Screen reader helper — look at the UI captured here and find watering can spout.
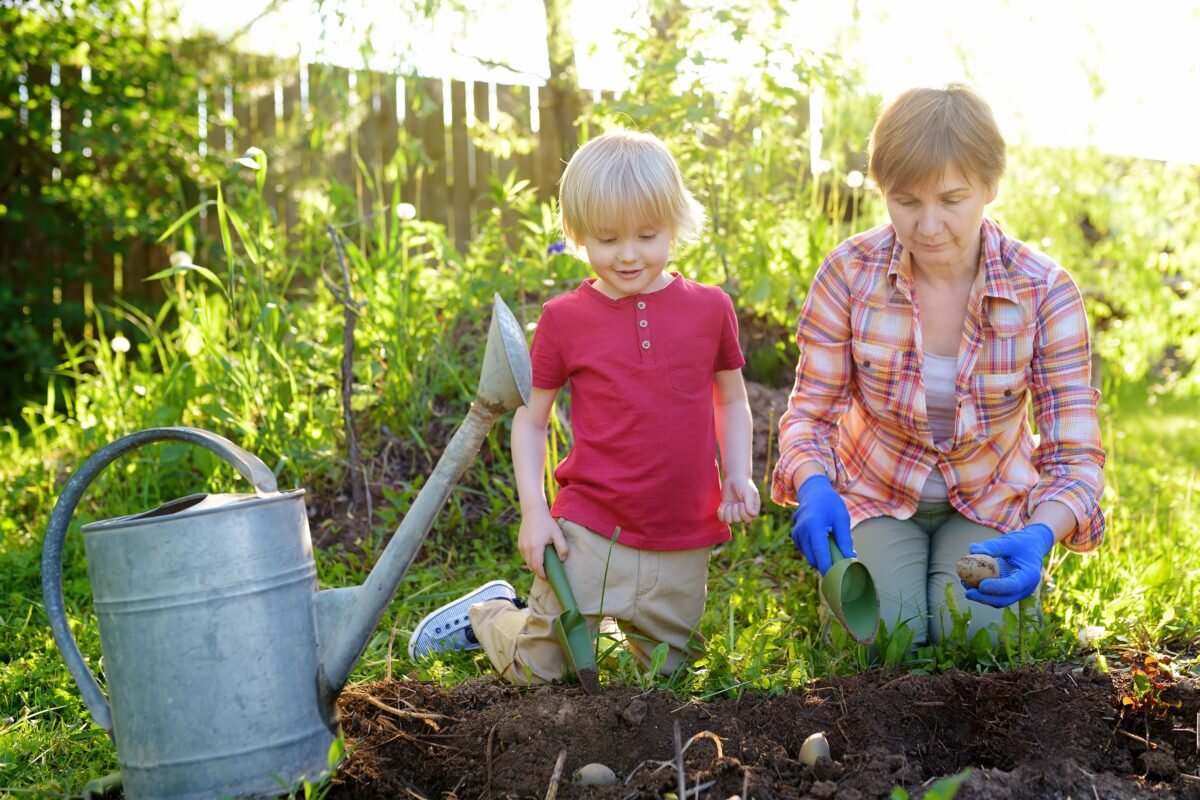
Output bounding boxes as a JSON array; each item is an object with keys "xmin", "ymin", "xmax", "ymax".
[{"xmin": 318, "ymin": 294, "xmax": 531, "ymax": 692}]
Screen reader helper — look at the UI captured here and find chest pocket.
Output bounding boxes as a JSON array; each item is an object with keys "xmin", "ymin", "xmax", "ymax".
[
  {"xmin": 970, "ymin": 370, "xmax": 1028, "ymax": 437},
  {"xmin": 851, "ymin": 340, "xmax": 901, "ymax": 416},
  {"xmin": 667, "ymin": 337, "xmax": 714, "ymax": 395}
]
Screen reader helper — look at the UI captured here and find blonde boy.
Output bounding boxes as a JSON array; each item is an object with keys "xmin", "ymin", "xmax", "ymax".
[{"xmin": 409, "ymin": 129, "xmax": 759, "ymax": 683}]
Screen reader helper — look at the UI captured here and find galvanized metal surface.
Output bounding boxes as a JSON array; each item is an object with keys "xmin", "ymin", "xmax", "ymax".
[{"xmin": 41, "ymin": 297, "xmax": 533, "ymax": 798}]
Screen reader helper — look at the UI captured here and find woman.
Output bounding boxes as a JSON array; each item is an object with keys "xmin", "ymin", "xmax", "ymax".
[{"xmin": 772, "ymin": 84, "xmax": 1105, "ymax": 647}]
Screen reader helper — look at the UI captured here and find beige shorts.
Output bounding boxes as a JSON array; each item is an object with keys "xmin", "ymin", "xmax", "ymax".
[{"xmin": 469, "ymin": 519, "xmax": 712, "ymax": 685}]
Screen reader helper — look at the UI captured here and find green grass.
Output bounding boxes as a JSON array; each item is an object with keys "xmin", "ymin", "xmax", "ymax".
[
  {"xmin": 2, "ymin": 80, "xmax": 1198, "ymax": 794},
  {"xmin": 2, "ymin": 206, "xmax": 1197, "ymax": 790},
  {"xmin": 6, "ymin": 9, "xmax": 1200, "ymax": 793},
  {"xmin": 3, "ymin": 361, "xmax": 1199, "ymax": 793},
  {"xmin": 392, "ymin": 374, "xmax": 1200, "ymax": 691}
]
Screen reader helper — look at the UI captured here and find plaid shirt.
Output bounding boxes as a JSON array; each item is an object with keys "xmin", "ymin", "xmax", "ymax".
[{"xmin": 772, "ymin": 219, "xmax": 1106, "ymax": 552}]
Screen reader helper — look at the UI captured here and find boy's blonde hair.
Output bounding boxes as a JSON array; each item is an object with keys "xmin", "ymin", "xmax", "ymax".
[
  {"xmin": 558, "ymin": 129, "xmax": 705, "ymax": 248},
  {"xmin": 868, "ymin": 83, "xmax": 1006, "ymax": 194}
]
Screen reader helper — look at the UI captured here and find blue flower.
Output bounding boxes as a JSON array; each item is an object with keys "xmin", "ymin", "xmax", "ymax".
[{"xmin": 546, "ymin": 241, "xmax": 567, "ymax": 255}]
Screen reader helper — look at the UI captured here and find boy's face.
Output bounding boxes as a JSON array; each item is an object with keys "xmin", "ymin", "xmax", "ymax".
[{"xmin": 580, "ymin": 222, "xmax": 672, "ymax": 299}]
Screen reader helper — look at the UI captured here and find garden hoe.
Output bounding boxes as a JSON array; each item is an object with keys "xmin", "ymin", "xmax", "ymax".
[
  {"xmin": 543, "ymin": 545, "xmax": 601, "ymax": 693},
  {"xmin": 820, "ymin": 535, "xmax": 880, "ymax": 645}
]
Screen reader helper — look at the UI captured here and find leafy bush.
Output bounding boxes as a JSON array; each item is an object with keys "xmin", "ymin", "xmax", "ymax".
[{"xmin": 0, "ymin": 1, "xmax": 226, "ymax": 417}]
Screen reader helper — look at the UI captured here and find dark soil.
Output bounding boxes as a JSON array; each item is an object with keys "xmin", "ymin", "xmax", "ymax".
[{"xmin": 329, "ymin": 662, "xmax": 1200, "ymax": 799}]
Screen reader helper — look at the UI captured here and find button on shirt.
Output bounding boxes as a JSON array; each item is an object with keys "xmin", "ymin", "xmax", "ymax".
[{"xmin": 771, "ymin": 219, "xmax": 1106, "ymax": 552}]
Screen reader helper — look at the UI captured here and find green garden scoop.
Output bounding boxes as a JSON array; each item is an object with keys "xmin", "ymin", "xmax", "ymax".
[
  {"xmin": 543, "ymin": 545, "xmax": 600, "ymax": 693},
  {"xmin": 820, "ymin": 537, "xmax": 880, "ymax": 645}
]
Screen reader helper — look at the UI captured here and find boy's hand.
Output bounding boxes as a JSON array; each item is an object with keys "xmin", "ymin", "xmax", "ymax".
[
  {"xmin": 718, "ymin": 476, "xmax": 761, "ymax": 524},
  {"xmin": 517, "ymin": 507, "xmax": 568, "ymax": 580}
]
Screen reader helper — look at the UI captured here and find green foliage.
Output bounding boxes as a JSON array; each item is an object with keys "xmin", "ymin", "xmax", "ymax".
[
  {"xmin": 995, "ymin": 147, "xmax": 1200, "ymax": 396},
  {"xmin": 2, "ymin": 4, "xmax": 1200, "ymax": 795},
  {"xmin": 583, "ymin": 2, "xmax": 882, "ymax": 387},
  {"xmin": 271, "ymin": 735, "xmax": 344, "ymax": 800},
  {"xmin": 891, "ymin": 768, "xmax": 971, "ymax": 799},
  {"xmin": 0, "ymin": 0, "xmax": 228, "ymax": 418}
]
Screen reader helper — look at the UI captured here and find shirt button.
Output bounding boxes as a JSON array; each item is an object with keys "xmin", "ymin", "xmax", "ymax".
[
  {"xmin": 636, "ymin": 301, "xmax": 646, "ymax": 310},
  {"xmin": 641, "ymin": 340, "xmax": 651, "ymax": 350},
  {"xmin": 1003, "ymin": 389, "xmax": 1013, "ymax": 397},
  {"xmin": 639, "ymin": 319, "xmax": 648, "ymax": 328},
  {"xmin": 862, "ymin": 361, "xmax": 871, "ymax": 369}
]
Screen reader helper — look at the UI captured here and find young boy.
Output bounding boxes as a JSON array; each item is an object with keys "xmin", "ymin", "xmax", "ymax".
[{"xmin": 408, "ymin": 129, "xmax": 760, "ymax": 684}]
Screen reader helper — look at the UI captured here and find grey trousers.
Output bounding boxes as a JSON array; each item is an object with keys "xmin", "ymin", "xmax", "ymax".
[{"xmin": 851, "ymin": 501, "xmax": 1040, "ymax": 648}]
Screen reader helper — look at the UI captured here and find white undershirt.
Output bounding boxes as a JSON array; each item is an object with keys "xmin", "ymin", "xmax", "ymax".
[{"xmin": 920, "ymin": 352, "xmax": 958, "ymax": 501}]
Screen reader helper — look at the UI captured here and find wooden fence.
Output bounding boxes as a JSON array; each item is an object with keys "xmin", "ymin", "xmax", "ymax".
[
  {"xmin": 10, "ymin": 54, "xmax": 596, "ymax": 310},
  {"xmin": 198, "ymin": 58, "xmax": 589, "ymax": 250}
]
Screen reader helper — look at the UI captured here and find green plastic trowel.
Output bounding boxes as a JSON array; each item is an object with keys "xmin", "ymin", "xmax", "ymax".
[
  {"xmin": 820, "ymin": 536, "xmax": 880, "ymax": 644},
  {"xmin": 543, "ymin": 546, "xmax": 600, "ymax": 693}
]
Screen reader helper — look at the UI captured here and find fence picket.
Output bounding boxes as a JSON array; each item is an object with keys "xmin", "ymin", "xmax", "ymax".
[
  {"xmin": 417, "ymin": 78, "xmax": 448, "ymax": 229},
  {"xmin": 449, "ymin": 79, "xmax": 471, "ymax": 252}
]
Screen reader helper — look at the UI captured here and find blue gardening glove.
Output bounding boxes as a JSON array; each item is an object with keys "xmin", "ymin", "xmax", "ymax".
[
  {"xmin": 964, "ymin": 523, "xmax": 1055, "ymax": 608},
  {"xmin": 791, "ymin": 474, "xmax": 854, "ymax": 575}
]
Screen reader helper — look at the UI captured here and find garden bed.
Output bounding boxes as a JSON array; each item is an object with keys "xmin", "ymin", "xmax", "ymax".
[{"xmin": 329, "ymin": 661, "xmax": 1200, "ymax": 799}]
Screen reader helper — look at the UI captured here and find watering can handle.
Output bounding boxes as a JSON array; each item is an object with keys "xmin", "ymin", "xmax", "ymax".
[{"xmin": 41, "ymin": 427, "xmax": 277, "ymax": 736}]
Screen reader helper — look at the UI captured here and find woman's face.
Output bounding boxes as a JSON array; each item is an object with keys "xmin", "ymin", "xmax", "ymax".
[{"xmin": 884, "ymin": 163, "xmax": 997, "ymax": 275}]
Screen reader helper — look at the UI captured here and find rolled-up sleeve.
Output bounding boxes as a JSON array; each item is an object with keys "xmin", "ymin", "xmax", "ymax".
[
  {"xmin": 771, "ymin": 256, "xmax": 855, "ymax": 506},
  {"xmin": 1024, "ymin": 267, "xmax": 1106, "ymax": 551}
]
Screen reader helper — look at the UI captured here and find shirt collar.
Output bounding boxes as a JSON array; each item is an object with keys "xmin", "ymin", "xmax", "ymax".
[
  {"xmin": 878, "ymin": 219, "xmax": 1023, "ymax": 333},
  {"xmin": 977, "ymin": 218, "xmax": 1020, "ymax": 307}
]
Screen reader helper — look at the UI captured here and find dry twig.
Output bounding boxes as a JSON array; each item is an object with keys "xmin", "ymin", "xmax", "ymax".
[
  {"xmin": 324, "ymin": 225, "xmax": 368, "ymax": 513},
  {"xmin": 674, "ymin": 720, "xmax": 687, "ymax": 800},
  {"xmin": 485, "ymin": 721, "xmax": 498, "ymax": 797},
  {"xmin": 879, "ymin": 674, "xmax": 915, "ymax": 691},
  {"xmin": 342, "ymin": 689, "xmax": 459, "ymax": 727},
  {"xmin": 682, "ymin": 730, "xmax": 724, "ymax": 760},
  {"xmin": 385, "ymin": 626, "xmax": 397, "ymax": 681},
  {"xmin": 544, "ymin": 748, "xmax": 568, "ymax": 800},
  {"xmin": 1116, "ymin": 728, "xmax": 1156, "ymax": 749}
]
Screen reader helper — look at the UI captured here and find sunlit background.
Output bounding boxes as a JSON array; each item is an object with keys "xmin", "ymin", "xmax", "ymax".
[{"xmin": 177, "ymin": 0, "xmax": 1200, "ymax": 164}]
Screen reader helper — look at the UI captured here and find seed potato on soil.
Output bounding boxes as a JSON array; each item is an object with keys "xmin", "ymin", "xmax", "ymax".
[{"xmin": 330, "ymin": 664, "xmax": 1200, "ymax": 799}]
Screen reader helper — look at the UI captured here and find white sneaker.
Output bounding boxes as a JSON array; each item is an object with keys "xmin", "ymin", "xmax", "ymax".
[{"xmin": 407, "ymin": 579, "xmax": 517, "ymax": 660}]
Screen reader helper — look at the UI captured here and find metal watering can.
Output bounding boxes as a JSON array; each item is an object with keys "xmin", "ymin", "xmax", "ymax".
[{"xmin": 41, "ymin": 296, "xmax": 531, "ymax": 799}]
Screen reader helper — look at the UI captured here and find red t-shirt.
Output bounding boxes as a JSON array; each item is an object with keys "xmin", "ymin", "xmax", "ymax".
[{"xmin": 530, "ymin": 274, "xmax": 746, "ymax": 550}]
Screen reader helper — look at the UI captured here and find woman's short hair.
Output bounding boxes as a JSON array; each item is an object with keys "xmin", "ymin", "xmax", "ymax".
[
  {"xmin": 558, "ymin": 129, "xmax": 705, "ymax": 248},
  {"xmin": 868, "ymin": 83, "xmax": 1006, "ymax": 193}
]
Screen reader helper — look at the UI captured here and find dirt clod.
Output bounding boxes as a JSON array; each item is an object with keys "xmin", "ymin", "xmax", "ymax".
[{"xmin": 622, "ymin": 698, "xmax": 649, "ymax": 726}]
